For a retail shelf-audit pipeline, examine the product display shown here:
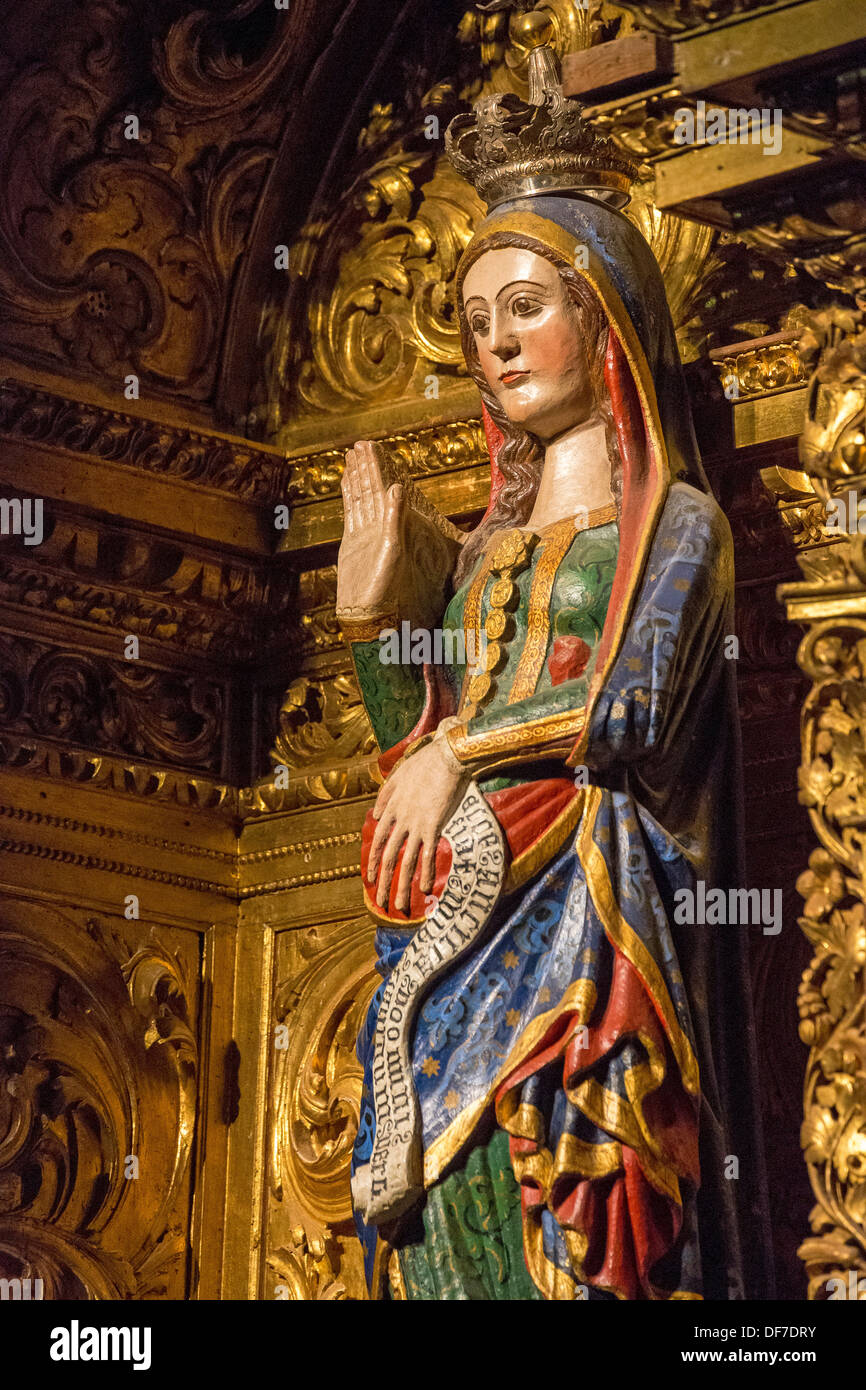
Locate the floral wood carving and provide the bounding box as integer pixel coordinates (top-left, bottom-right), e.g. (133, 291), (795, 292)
(0, 510), (292, 662)
(0, 380), (288, 503)
(0, 732), (233, 809)
(0, 634), (223, 772)
(0, 901), (198, 1299)
(271, 143), (485, 430)
(270, 676), (377, 774)
(267, 0), (715, 432)
(796, 630), (866, 1300)
(0, 2), (296, 400)
(773, 306), (866, 1298)
(267, 1227), (348, 1300)
(270, 917), (379, 1229)
(611, 0), (780, 34)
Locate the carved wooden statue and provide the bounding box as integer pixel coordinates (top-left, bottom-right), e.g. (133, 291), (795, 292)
(337, 34), (772, 1301)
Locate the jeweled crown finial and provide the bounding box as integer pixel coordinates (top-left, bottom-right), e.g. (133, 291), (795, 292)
(446, 9), (637, 210)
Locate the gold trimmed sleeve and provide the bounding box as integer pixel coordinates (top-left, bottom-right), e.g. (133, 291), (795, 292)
(337, 612), (399, 644)
(444, 703), (586, 777)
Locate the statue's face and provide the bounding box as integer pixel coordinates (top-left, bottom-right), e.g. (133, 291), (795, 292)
(462, 247), (596, 442)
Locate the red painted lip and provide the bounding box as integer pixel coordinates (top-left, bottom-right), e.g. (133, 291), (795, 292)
(500, 369), (529, 384)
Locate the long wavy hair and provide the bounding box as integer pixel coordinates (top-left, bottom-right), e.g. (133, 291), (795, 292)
(454, 231), (623, 589)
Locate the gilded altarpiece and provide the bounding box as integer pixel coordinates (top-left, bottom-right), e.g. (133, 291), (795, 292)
(1, 0), (865, 1302)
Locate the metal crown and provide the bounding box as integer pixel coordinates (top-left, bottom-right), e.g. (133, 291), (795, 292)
(445, 41), (637, 211)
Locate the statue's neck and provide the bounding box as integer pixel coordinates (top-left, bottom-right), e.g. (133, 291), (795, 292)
(524, 417), (613, 531)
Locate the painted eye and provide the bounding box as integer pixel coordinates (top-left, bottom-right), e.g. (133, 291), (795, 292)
(512, 296), (540, 317)
(470, 315), (489, 334)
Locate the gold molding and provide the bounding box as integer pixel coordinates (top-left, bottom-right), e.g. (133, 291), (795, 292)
(771, 307), (866, 1299)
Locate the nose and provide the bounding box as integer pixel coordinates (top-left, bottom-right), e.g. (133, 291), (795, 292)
(488, 307), (520, 363)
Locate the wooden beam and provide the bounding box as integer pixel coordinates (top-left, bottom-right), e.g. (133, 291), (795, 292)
(562, 33), (672, 101)
(674, 0), (866, 100)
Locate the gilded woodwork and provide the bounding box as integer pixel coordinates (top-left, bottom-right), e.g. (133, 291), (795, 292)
(269, 0), (717, 449)
(742, 207), (866, 310)
(0, 898), (199, 1298)
(463, 0), (626, 93)
(0, 379), (288, 506)
(0, 632), (224, 772)
(270, 915), (379, 1228)
(578, 5), (866, 326)
(0, 2), (293, 403)
(267, 1228), (348, 1301)
(0, 733), (233, 811)
(276, 149), (486, 426)
(1, 0), (860, 1304)
(612, 0), (782, 33)
(260, 909), (382, 1301)
(765, 308), (866, 1299)
(285, 419), (489, 507)
(270, 677), (376, 774)
(710, 333), (806, 399)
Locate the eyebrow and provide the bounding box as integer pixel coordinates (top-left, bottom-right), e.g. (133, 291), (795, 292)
(463, 278), (553, 310)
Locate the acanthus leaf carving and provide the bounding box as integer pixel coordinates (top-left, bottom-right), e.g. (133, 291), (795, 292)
(0, 901), (199, 1299)
(267, 1226), (348, 1301)
(270, 916), (379, 1229)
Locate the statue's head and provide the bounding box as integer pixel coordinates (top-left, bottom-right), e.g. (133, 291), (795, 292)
(450, 191), (707, 591)
(460, 243), (602, 444)
(455, 230), (617, 584)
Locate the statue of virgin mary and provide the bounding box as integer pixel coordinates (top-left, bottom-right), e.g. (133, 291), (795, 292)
(336, 35), (773, 1301)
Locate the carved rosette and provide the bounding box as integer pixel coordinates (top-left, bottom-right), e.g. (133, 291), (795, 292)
(775, 307), (866, 1298)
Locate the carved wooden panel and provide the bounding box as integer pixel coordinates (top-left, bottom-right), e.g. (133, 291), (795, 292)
(0, 895), (200, 1298)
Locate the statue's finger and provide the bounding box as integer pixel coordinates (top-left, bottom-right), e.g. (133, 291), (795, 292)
(358, 447), (376, 527)
(367, 449), (386, 523)
(341, 448), (355, 492)
(377, 823), (407, 908)
(419, 838), (437, 895)
(369, 807), (396, 879)
(342, 450), (356, 532)
(368, 438), (388, 468)
(373, 776), (395, 820)
(347, 452), (364, 531)
(383, 484), (405, 547)
(395, 833), (421, 913)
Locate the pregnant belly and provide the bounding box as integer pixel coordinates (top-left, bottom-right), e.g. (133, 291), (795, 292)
(362, 775), (584, 926)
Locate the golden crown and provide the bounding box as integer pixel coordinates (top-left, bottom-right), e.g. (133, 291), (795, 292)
(445, 17), (637, 210)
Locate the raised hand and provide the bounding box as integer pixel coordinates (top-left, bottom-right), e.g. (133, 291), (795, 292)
(336, 439), (462, 631)
(336, 441), (407, 620)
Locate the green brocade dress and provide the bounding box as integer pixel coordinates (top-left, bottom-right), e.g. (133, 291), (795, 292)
(395, 1128), (542, 1300)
